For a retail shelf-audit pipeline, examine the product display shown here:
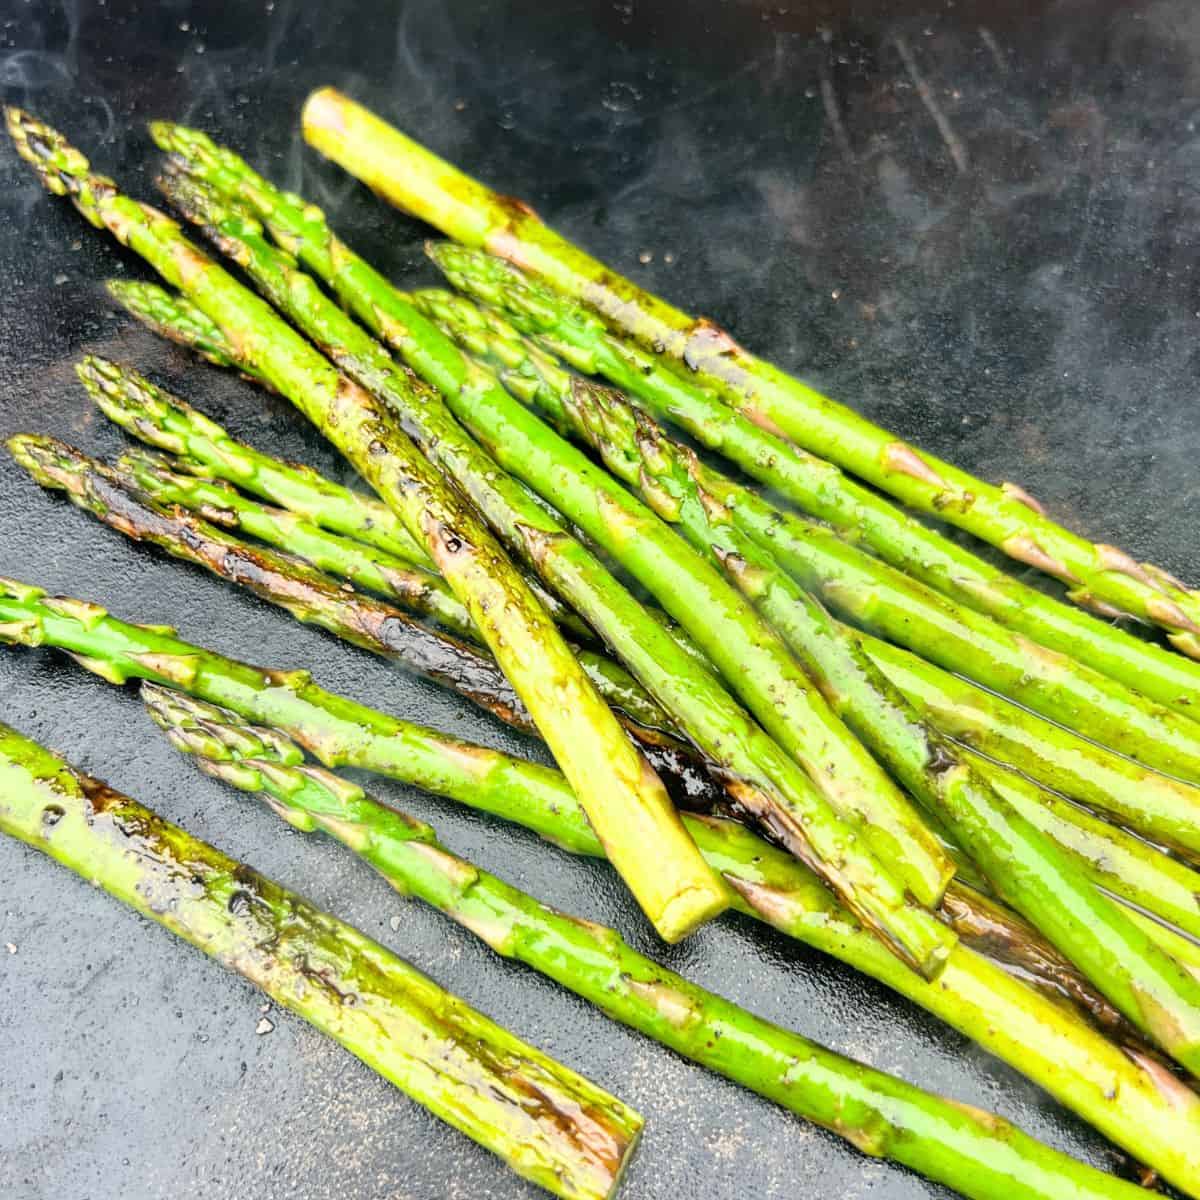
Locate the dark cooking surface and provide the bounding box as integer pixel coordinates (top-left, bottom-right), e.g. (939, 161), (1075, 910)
(2, 1), (1199, 1196)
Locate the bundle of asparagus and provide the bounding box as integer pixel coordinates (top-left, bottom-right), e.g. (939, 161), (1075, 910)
(138, 125), (1200, 1078)
(0, 585), (1192, 1198)
(6, 96), (1200, 1200)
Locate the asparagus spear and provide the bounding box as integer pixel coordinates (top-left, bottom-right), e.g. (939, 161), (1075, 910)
(298, 88), (1200, 654)
(143, 689), (1193, 1200)
(419, 248), (1200, 723)
(7, 434), (718, 806)
(964, 758), (1200, 946)
(416, 288), (1200, 852)
(0, 720), (642, 1200)
(114, 444), (480, 640)
(148, 129), (956, 929)
(6, 578), (1200, 1187)
(6, 108), (729, 944)
(870, 636), (1200, 860)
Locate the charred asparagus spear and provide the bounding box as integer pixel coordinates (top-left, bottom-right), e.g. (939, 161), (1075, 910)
(298, 88), (1200, 653)
(5, 107), (729, 944)
(147, 131), (956, 933)
(114, 445), (480, 641)
(0, 720), (643, 1200)
(144, 687), (1200, 1200)
(5, 575), (1199, 1188)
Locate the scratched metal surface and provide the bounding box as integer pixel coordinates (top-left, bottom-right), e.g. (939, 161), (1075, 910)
(0, 1), (1197, 1197)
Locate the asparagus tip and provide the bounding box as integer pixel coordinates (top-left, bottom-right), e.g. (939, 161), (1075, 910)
(6, 432), (82, 489)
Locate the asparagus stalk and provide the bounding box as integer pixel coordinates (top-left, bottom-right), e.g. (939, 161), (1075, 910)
(0, 720), (642, 1200)
(420, 248), (1200, 723)
(299, 88), (1200, 653)
(870, 637), (1200, 861)
(99, 286), (1200, 919)
(0, 575), (592, 854)
(144, 689), (1195, 1200)
(968, 758), (1200, 947)
(418, 286), (1200, 789)
(6, 108), (729, 944)
(469, 351), (1200, 1075)
(7, 434), (719, 807)
(418, 289), (1200, 853)
(6, 578), (1200, 1188)
(149, 127), (956, 932)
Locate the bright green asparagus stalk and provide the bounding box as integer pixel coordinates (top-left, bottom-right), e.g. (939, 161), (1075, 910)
(420, 248), (1200, 722)
(144, 689), (1198, 1200)
(104, 282), (1200, 904)
(6, 435), (713, 798)
(0, 720), (643, 1200)
(463, 343), (1200, 1074)
(417, 288), (1200, 851)
(6, 578), (1200, 1189)
(6, 108), (729, 944)
(148, 124), (957, 934)
(417, 285), (1200, 789)
(299, 88), (1200, 654)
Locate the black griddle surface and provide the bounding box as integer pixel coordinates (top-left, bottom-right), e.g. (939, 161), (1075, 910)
(2, 2), (1198, 1197)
